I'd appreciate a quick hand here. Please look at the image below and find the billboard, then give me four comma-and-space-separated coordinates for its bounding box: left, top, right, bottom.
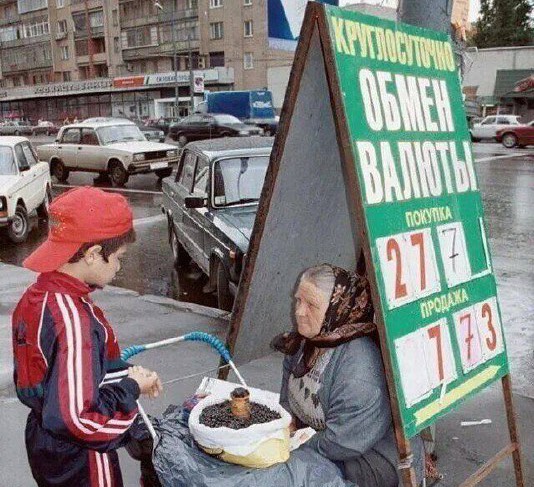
268, 0, 339, 50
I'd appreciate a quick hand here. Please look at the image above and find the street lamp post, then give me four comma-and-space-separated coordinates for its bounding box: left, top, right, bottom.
188, 34, 194, 114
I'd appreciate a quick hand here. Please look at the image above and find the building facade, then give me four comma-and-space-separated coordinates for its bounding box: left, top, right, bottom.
462, 46, 534, 121
0, 0, 474, 121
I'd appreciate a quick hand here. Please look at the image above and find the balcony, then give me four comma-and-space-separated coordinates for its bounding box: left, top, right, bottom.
2, 58, 52, 73
73, 25, 104, 39
0, 17, 19, 27
0, 35, 51, 48
70, 0, 104, 12
121, 38, 199, 60
76, 52, 107, 64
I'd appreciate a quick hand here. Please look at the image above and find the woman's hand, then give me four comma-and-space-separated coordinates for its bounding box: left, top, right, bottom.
128, 365, 163, 399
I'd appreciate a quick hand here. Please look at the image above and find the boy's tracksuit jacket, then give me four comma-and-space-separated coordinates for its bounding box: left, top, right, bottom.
12, 271, 140, 487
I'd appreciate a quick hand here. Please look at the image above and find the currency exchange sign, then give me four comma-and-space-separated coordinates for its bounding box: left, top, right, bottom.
325, 5, 510, 438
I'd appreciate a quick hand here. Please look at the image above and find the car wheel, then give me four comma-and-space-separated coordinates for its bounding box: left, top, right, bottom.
170, 226, 190, 269
216, 260, 234, 311
36, 186, 52, 220
502, 133, 517, 149
8, 205, 30, 243
155, 168, 173, 179
109, 162, 129, 187
51, 160, 69, 182
178, 135, 188, 147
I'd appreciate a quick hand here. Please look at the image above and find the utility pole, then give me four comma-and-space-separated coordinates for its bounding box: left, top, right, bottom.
397, 0, 453, 35
188, 34, 194, 114
172, 0, 179, 119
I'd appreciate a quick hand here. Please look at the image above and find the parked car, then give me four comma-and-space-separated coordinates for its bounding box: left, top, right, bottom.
137, 123, 166, 143
37, 118, 179, 186
161, 136, 273, 310
0, 120, 34, 136
0, 136, 52, 243
168, 113, 263, 147
496, 120, 534, 148
32, 121, 60, 136
145, 118, 175, 135
470, 115, 522, 141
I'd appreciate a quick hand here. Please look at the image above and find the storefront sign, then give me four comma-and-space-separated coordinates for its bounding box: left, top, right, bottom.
113, 76, 145, 88
34, 79, 113, 95
325, 6, 510, 438
145, 69, 219, 86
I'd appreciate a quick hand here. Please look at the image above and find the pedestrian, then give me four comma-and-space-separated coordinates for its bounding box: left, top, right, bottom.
11, 186, 163, 487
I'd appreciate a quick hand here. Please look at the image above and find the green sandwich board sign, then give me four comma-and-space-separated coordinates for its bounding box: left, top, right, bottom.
323, 6, 510, 438
224, 2, 524, 485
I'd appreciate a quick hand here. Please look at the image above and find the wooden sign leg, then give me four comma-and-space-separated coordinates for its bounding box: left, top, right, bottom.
502, 374, 525, 487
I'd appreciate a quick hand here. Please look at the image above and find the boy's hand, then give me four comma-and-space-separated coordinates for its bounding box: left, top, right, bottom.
128, 366, 163, 398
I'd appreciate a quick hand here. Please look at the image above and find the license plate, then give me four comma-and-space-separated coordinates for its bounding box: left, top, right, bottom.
150, 162, 168, 170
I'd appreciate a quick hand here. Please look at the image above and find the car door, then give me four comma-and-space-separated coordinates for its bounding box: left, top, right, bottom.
477, 117, 496, 138
187, 115, 205, 141
77, 128, 104, 171
169, 150, 207, 272
189, 154, 210, 271
19, 141, 48, 209
13, 143, 40, 211
58, 128, 81, 168
494, 116, 512, 138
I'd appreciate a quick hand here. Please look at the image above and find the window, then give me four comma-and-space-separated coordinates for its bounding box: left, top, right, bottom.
209, 51, 224, 67
209, 0, 222, 7
123, 26, 157, 48
496, 117, 510, 125
244, 20, 253, 37
58, 20, 67, 33
23, 19, 49, 38
60, 45, 69, 60
21, 142, 38, 167
61, 128, 81, 144
14, 144, 30, 171
62, 71, 71, 81
112, 9, 118, 27
244, 52, 253, 70
209, 22, 223, 40
56, 0, 64, 7
192, 156, 208, 196
178, 151, 197, 192
81, 128, 99, 145
244, 0, 251, 4
114, 36, 120, 53
481, 117, 495, 125
17, 0, 48, 15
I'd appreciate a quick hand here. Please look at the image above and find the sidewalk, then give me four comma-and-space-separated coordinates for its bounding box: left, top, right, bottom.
0, 263, 532, 486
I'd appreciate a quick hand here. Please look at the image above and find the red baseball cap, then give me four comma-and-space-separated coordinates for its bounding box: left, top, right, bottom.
24, 186, 133, 273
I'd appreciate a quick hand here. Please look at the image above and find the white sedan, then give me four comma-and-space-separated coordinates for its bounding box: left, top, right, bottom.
0, 137, 52, 243
470, 115, 522, 141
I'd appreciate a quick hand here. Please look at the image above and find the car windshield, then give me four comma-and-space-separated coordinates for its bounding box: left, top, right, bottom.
97, 125, 146, 144
213, 114, 242, 125
0, 147, 17, 175
213, 156, 269, 207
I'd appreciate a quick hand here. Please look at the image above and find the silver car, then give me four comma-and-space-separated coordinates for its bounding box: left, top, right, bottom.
0, 121, 34, 136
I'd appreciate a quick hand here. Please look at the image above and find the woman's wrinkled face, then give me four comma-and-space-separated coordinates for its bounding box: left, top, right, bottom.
294, 279, 330, 338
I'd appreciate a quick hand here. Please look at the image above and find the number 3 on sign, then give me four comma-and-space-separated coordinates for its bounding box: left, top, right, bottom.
377, 229, 441, 309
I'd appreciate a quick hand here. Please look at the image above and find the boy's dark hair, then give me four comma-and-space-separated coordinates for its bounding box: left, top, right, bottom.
68, 228, 136, 264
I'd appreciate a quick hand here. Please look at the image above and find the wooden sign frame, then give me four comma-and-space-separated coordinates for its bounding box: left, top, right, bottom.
221, 3, 524, 486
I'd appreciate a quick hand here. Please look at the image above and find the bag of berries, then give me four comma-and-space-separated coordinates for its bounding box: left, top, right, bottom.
188, 387, 292, 469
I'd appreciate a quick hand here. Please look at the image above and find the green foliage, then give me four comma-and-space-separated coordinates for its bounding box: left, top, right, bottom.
471, 0, 534, 48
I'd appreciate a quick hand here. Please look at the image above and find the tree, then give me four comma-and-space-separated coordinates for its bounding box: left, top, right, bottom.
471, 0, 534, 48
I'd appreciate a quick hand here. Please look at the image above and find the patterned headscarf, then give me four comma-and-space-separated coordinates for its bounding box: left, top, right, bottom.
271, 264, 376, 378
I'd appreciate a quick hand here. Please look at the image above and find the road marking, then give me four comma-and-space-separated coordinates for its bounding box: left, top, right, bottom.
53, 184, 162, 195
133, 214, 166, 227
475, 153, 525, 163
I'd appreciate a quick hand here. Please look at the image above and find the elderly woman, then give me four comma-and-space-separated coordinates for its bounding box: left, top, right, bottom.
272, 264, 425, 487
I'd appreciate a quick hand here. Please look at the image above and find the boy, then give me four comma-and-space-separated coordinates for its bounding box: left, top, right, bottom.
12, 186, 162, 487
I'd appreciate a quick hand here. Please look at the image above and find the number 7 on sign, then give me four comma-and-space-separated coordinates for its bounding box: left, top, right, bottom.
377, 229, 440, 309
437, 222, 472, 287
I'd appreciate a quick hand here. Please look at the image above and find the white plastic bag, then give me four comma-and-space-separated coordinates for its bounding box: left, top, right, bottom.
188, 388, 292, 468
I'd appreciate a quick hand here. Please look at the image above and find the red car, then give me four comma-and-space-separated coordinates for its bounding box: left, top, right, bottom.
496, 120, 534, 148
